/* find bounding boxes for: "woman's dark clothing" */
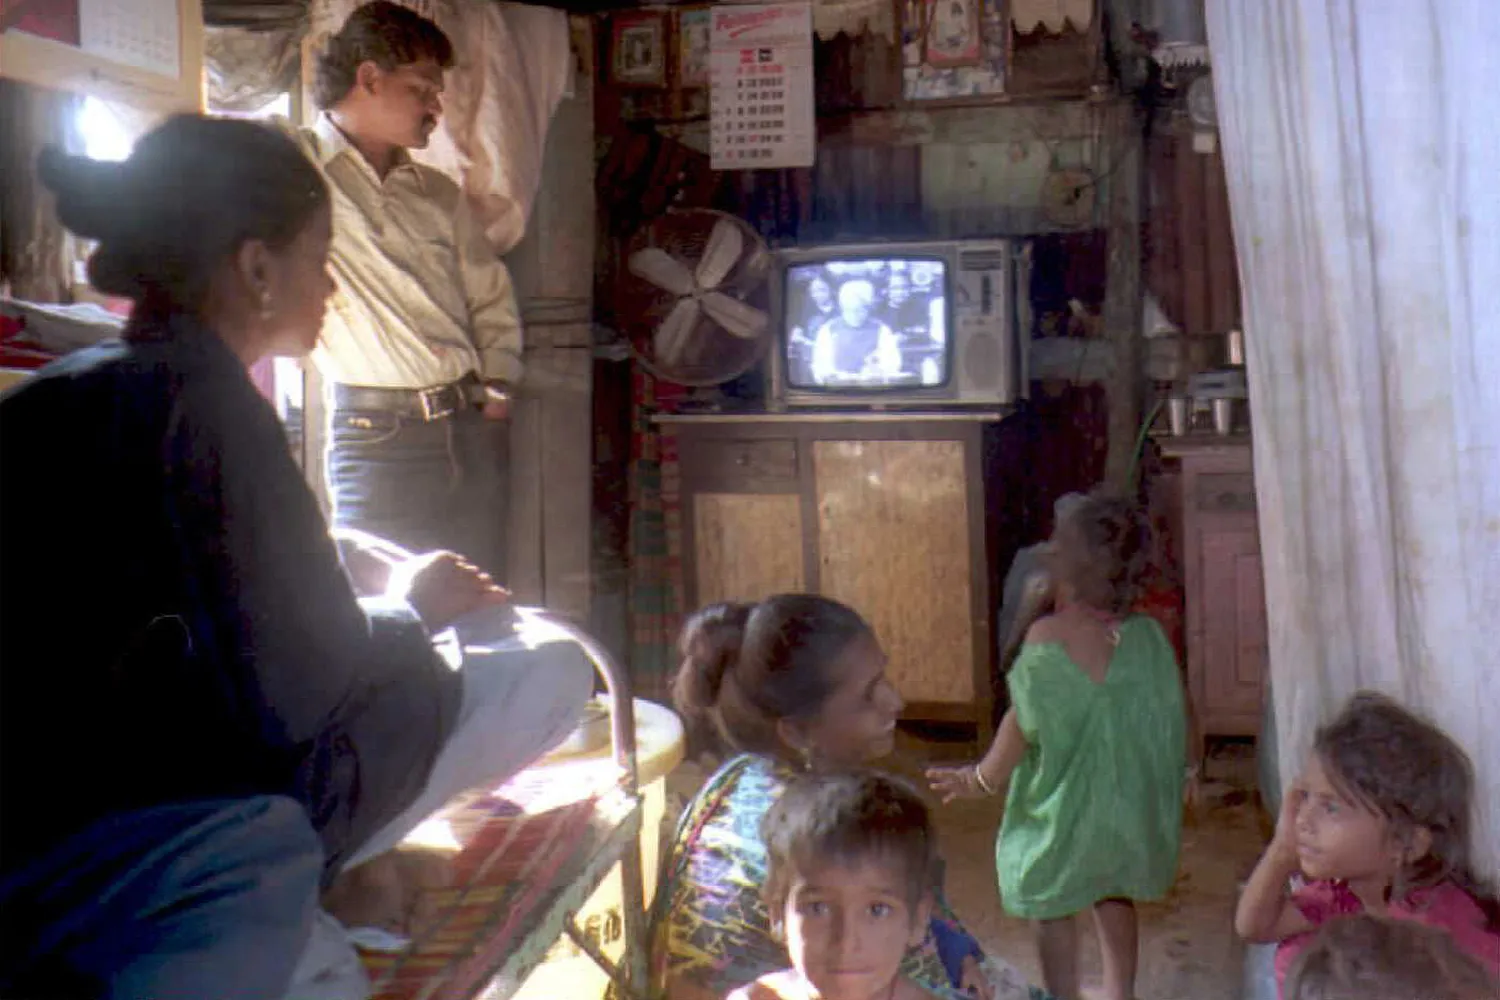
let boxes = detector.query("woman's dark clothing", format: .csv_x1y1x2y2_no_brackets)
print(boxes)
0,313,460,881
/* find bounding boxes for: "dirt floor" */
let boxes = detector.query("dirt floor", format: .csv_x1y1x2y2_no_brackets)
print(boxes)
667,734,1268,1000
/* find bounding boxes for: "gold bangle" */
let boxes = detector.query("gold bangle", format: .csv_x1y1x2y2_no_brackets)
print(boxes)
973,764,998,796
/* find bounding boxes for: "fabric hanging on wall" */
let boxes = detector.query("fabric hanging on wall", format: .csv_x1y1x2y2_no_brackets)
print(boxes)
1010,0,1092,34
201,0,307,29
1207,0,1500,878
626,368,687,701
812,0,896,44
206,25,303,112
307,0,572,255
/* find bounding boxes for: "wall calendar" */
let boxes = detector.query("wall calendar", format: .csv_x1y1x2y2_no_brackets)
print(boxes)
709,2,815,171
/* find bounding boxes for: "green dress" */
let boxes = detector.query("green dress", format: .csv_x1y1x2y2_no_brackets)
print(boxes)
996,615,1186,920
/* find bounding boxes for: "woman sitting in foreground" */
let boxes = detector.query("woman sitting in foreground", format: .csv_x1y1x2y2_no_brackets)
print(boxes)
647,594,1048,1000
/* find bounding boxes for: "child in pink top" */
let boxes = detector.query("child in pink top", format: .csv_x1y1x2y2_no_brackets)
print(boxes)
1234,692,1499,997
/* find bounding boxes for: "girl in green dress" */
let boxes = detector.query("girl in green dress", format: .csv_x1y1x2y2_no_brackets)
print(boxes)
929,492,1188,1000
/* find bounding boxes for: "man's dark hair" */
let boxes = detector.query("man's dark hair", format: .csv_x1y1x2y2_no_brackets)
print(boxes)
313,1,455,110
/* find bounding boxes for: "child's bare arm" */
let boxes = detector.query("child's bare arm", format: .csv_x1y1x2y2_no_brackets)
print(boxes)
976,707,1026,791
1235,844,1312,941
1235,783,1316,942
927,706,1027,803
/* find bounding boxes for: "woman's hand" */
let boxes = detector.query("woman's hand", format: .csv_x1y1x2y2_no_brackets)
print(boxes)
396,551,509,630
926,764,988,804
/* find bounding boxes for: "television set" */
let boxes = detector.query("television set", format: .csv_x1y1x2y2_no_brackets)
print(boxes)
766,239,1023,410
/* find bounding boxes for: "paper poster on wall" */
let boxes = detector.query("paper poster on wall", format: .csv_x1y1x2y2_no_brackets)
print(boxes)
5,0,179,75
78,0,181,77
709,2,815,171
4,0,83,45
3,0,197,113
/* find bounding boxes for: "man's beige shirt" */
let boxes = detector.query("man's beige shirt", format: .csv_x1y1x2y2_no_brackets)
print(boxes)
294,115,523,390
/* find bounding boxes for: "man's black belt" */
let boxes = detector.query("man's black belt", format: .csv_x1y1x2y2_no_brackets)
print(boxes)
332,375,483,422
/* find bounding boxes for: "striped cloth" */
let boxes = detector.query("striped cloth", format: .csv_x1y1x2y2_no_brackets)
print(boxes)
359,769,618,1000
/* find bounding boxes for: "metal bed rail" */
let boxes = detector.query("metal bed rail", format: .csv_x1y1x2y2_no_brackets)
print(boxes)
528,610,649,1000
328,529,651,1000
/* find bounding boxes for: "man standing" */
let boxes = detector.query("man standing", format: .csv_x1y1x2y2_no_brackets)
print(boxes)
298,1,517,576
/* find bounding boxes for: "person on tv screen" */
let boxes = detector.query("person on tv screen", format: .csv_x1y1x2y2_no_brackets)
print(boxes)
883,270,930,338
810,279,903,385
787,273,835,385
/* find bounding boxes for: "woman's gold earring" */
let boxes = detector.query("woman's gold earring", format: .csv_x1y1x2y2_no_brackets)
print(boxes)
800,745,815,771
259,292,275,320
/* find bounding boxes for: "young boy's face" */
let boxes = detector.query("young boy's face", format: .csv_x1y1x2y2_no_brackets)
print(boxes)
782,857,930,1000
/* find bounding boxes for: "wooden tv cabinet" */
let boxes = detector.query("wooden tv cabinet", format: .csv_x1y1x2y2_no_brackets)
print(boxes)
659,412,1000,742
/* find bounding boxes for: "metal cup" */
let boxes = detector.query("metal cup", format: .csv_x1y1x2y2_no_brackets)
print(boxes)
1212,398,1235,436
1226,328,1246,367
1167,396,1190,436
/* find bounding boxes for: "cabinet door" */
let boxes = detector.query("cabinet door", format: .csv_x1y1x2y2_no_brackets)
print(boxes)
813,440,974,706
1199,524,1268,730
692,493,805,605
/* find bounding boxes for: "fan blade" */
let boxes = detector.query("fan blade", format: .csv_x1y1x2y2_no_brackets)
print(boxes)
701,291,769,340
654,298,702,367
694,217,744,290
629,247,697,297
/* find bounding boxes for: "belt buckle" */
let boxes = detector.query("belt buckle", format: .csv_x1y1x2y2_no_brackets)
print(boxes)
418,386,455,421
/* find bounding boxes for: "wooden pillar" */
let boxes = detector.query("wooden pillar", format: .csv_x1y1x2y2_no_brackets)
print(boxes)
1101,100,1145,491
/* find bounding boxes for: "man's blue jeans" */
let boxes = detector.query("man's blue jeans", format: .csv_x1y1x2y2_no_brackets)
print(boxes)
0,796,322,1000
327,406,509,578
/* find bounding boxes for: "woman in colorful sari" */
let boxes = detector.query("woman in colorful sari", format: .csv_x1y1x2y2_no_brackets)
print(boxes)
648,595,1049,1000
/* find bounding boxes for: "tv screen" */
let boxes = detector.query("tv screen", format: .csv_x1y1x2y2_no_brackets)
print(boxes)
783,257,949,391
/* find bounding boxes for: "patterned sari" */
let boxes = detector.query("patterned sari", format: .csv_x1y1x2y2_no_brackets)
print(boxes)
647,754,1048,1000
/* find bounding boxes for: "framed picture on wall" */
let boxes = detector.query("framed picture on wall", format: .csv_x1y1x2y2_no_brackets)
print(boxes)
677,7,711,89
612,10,667,87
922,0,982,67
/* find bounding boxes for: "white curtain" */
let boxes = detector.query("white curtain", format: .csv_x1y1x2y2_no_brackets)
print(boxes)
1206,2,1500,878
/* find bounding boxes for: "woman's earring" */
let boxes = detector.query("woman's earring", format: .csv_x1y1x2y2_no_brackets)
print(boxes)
799,745,815,771
259,290,275,320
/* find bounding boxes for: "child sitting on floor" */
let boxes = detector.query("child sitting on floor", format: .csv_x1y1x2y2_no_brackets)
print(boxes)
1235,691,1500,997
927,491,1188,1000
727,771,944,1000
1284,913,1498,1000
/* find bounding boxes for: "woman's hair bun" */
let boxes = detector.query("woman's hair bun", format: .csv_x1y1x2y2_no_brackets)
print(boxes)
36,146,138,244
671,602,753,722
35,115,329,307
